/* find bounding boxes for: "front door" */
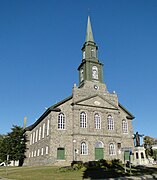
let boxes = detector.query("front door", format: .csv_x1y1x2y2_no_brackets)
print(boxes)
57,148,65,160
95,147,104,160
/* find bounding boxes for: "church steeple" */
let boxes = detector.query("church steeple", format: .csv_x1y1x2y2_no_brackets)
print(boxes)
78,16,104,87
86,16,94,42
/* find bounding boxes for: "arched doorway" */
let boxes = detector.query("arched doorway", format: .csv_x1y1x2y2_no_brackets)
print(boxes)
95,141,104,160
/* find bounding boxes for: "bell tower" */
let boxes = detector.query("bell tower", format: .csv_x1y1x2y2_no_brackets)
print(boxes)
78,16,104,87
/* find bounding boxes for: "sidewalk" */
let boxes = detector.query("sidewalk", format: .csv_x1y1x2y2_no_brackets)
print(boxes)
84,173,157,180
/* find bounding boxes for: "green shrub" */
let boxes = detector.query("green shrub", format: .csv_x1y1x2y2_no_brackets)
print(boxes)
71,161,83,170
98,159,111,169
83,161,101,168
111,159,123,169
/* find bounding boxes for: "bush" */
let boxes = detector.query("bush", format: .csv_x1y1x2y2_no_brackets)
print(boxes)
71,161,83,170
59,166,74,172
98,159,111,169
111,159,123,169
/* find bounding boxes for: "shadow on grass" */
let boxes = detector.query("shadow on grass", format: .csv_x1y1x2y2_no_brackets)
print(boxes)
82,165,157,179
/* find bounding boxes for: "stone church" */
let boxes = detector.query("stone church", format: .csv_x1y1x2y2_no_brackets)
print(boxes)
25,16,134,166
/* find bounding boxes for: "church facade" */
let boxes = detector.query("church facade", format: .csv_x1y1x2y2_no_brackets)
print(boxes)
24,16,134,166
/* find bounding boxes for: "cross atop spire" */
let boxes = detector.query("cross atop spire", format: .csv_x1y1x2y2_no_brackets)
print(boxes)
86,16,94,42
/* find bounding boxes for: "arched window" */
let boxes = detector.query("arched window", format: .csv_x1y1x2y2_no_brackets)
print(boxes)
37,149,40,156
46,146,49,155
122,119,128,133
107,115,114,130
92,66,98,79
80,112,87,128
91,48,96,57
83,50,85,59
94,113,101,129
35,129,38,142
30,134,32,145
58,113,65,129
39,126,41,140
47,119,50,136
33,131,35,144
141,152,144,159
42,123,45,138
109,143,116,155
80,68,84,82
81,142,88,155
95,141,103,148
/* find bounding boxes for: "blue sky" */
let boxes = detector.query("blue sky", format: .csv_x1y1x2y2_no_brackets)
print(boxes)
0,0,157,138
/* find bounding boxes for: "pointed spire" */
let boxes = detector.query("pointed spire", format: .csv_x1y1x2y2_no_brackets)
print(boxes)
86,16,94,42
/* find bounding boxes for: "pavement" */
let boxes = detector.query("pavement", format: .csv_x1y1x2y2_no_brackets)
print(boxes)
84,174,157,180
104,174,157,179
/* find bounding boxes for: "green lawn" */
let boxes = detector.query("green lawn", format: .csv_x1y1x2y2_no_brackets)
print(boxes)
0,165,157,180
0,166,84,180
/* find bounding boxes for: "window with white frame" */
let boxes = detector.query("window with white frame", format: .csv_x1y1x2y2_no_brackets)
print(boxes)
42,123,45,138
41,147,44,155
109,143,116,155
47,119,50,136
107,115,114,130
58,113,65,129
34,150,36,157
80,112,87,128
91,48,96,58
31,151,33,157
35,129,38,142
83,50,85,59
122,119,128,133
39,126,41,140
92,66,98,79
81,142,88,155
46,146,49,154
33,131,35,144
30,134,32,145
37,149,40,156
80,68,84,82
94,113,101,129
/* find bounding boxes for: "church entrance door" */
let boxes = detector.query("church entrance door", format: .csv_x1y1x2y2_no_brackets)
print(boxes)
95,148,104,160
95,141,104,160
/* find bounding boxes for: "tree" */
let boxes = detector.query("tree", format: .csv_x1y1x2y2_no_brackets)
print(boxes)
8,125,27,166
0,125,27,166
144,136,154,158
0,135,11,162
152,150,157,161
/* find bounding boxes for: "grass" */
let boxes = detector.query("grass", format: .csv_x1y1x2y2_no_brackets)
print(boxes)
0,166,84,180
0,164,157,180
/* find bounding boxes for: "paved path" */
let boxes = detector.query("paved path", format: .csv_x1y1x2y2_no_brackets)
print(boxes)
84,174,157,180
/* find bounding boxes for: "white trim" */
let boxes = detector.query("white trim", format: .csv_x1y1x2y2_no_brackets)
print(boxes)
58,113,66,130
81,141,88,155
47,119,50,136
94,113,101,129
107,115,114,130
80,111,87,128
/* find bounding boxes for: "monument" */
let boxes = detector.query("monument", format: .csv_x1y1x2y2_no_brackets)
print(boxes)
133,132,148,165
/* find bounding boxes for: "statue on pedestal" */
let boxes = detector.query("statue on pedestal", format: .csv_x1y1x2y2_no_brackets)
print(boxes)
133,132,144,147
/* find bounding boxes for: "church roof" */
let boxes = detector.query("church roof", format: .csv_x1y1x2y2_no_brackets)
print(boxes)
25,95,72,131
119,103,135,119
